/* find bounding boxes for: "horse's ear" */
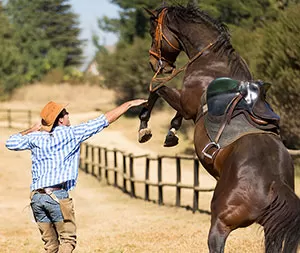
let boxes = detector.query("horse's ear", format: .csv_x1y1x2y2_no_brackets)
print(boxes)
144,8,157,18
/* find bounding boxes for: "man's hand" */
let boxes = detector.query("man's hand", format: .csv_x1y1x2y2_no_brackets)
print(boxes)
128,99,148,108
20,122,41,136
105,99,148,124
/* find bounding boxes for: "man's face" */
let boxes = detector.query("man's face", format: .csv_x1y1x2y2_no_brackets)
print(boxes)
58,109,70,127
61,113,70,126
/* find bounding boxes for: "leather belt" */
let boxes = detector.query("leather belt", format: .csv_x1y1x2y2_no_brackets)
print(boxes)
35,183,65,194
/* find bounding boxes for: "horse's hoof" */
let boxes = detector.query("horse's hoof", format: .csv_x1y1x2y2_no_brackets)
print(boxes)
164,132,179,147
138,128,152,143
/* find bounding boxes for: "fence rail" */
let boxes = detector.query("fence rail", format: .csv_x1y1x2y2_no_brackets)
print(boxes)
79,143,214,213
0,108,39,129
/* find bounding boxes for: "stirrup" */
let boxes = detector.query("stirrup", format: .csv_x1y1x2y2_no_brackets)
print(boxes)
202,142,220,160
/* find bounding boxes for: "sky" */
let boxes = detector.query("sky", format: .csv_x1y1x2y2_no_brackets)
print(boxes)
70,0,120,68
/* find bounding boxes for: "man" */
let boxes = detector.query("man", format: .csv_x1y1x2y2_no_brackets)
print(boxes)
6,99,147,253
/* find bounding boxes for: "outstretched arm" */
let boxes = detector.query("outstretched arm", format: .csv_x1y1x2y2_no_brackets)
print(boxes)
105,99,147,124
20,122,41,136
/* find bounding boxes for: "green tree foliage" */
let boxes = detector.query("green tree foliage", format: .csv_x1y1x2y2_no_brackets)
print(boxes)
6,0,84,82
199,0,300,28
97,37,153,105
98,0,162,44
255,4,300,148
0,2,23,98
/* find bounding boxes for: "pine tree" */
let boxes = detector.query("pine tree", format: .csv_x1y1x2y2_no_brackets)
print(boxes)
256,3,300,148
0,2,23,98
98,0,162,44
6,0,84,82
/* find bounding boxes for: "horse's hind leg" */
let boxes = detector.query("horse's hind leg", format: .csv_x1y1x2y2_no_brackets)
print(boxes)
207,179,259,253
208,217,231,253
138,91,159,143
164,112,183,147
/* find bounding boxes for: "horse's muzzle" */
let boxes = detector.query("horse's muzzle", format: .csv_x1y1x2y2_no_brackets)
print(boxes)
149,56,175,74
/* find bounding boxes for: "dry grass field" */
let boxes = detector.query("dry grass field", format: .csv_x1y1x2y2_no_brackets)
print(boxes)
0,83,299,253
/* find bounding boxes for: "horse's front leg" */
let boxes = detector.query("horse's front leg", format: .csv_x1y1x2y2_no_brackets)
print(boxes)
156,86,188,147
164,112,183,147
156,86,185,116
138,91,160,143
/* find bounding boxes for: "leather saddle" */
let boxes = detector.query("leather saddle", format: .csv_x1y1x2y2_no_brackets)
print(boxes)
206,77,280,126
201,77,280,162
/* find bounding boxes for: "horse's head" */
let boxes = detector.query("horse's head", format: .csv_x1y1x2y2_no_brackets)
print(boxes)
145,8,182,74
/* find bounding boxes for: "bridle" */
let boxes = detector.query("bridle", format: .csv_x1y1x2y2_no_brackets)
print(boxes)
149,8,216,92
148,8,181,69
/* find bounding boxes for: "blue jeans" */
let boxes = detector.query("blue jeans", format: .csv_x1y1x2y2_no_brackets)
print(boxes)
31,189,69,223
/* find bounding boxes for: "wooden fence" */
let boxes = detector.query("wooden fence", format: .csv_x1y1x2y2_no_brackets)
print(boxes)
0,109,39,129
79,142,214,213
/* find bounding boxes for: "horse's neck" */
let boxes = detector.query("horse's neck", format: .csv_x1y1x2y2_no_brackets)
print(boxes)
175,23,252,81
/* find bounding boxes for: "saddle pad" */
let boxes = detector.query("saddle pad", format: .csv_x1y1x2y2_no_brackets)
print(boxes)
204,113,276,148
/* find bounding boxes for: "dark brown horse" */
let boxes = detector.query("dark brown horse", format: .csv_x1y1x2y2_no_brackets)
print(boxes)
140,5,300,253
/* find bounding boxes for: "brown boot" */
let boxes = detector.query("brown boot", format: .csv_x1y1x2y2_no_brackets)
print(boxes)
54,221,76,253
37,222,59,253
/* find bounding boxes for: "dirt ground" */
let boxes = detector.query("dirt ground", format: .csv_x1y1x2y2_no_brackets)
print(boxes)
0,83,299,253
0,127,266,253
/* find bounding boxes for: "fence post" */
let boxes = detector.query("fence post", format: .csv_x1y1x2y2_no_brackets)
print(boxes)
98,147,102,180
193,158,199,212
85,144,89,174
145,157,150,201
122,154,127,193
176,157,181,207
158,156,163,205
129,154,136,197
91,146,95,176
113,149,118,187
104,148,109,184
7,109,11,128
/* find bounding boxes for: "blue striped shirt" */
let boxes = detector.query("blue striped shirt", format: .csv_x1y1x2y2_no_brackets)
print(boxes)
6,114,109,191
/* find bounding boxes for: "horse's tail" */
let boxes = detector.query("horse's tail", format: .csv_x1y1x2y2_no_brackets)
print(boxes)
258,181,300,253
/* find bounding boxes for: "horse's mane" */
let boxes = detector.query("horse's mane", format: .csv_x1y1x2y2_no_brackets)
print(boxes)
156,5,253,80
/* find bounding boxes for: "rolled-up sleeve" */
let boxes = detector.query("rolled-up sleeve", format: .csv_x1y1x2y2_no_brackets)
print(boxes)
72,114,109,142
6,133,30,151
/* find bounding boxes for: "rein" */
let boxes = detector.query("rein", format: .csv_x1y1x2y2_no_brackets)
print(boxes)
149,42,215,92
149,8,215,92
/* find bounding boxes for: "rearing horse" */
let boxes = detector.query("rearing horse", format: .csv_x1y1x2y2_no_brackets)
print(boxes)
138,5,252,147
140,5,300,253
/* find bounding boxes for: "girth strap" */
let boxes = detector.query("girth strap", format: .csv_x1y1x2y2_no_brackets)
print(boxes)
201,94,243,162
